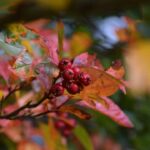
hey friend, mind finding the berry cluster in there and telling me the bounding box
[51,58,91,96]
[54,113,76,137]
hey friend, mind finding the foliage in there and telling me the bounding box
[0,0,150,150]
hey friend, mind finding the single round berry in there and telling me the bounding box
[66,82,80,94]
[51,83,64,96]
[72,67,80,79]
[63,68,74,80]
[58,58,72,70]
[62,128,72,137]
[69,118,77,128]
[54,121,65,129]
[112,59,122,70]
[78,72,91,86]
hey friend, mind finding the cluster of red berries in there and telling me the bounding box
[54,113,76,137]
[50,58,91,96]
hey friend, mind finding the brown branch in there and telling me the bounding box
[0,94,70,120]
[0,93,49,119]
[0,86,20,115]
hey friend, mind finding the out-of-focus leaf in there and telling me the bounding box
[1,120,22,143]
[70,32,92,57]
[73,52,103,69]
[0,59,17,83]
[60,105,91,120]
[57,21,64,58]
[8,24,27,39]
[125,40,150,95]
[106,65,125,80]
[21,40,34,56]
[17,140,42,150]
[39,121,68,150]
[77,97,133,128]
[25,19,50,32]
[0,39,23,56]
[73,124,94,150]
[36,30,59,65]
[25,20,70,64]
[0,90,4,99]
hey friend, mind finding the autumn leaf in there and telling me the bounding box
[73,52,103,69]
[17,140,42,150]
[106,63,125,80]
[60,105,91,120]
[125,40,150,95]
[25,19,50,33]
[77,97,133,128]
[73,124,94,150]
[79,67,124,97]
[70,32,92,57]
[40,121,68,150]
[0,58,18,84]
[0,39,23,56]
[106,61,127,94]
[8,23,27,39]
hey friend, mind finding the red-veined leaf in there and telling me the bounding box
[73,52,103,69]
[77,97,133,128]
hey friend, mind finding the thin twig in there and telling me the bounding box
[0,93,48,119]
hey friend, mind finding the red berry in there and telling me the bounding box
[72,67,80,78]
[55,121,65,129]
[58,58,72,70]
[66,82,80,94]
[69,118,77,128]
[112,59,122,70]
[51,83,64,96]
[63,68,74,80]
[78,72,91,86]
[62,129,72,137]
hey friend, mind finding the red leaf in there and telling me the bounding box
[39,30,59,65]
[0,58,17,84]
[77,97,133,128]
[25,19,50,33]
[73,52,103,69]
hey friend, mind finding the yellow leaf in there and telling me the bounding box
[21,40,34,56]
[70,32,92,57]
[39,120,68,150]
[125,40,150,95]
[8,23,27,39]
[0,90,4,100]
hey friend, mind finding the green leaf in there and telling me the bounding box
[0,39,23,56]
[73,124,94,150]
[57,21,64,58]
[39,121,68,150]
